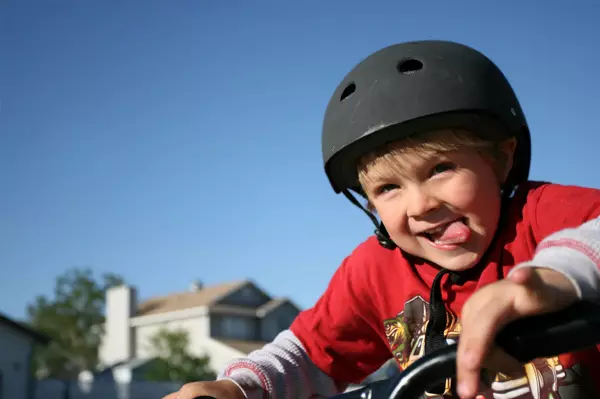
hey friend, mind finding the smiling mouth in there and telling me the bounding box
[419,217,470,244]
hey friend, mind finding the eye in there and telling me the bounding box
[430,162,456,177]
[375,183,400,195]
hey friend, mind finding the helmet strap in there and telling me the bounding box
[341,189,397,250]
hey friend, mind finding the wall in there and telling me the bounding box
[131,313,241,373]
[203,338,248,373]
[259,302,298,341]
[0,322,34,399]
[133,314,210,359]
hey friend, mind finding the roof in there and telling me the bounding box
[256,297,294,315]
[136,280,249,316]
[0,313,51,344]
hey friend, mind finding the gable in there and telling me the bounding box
[0,313,50,344]
[213,282,271,308]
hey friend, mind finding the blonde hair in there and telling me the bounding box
[357,129,509,209]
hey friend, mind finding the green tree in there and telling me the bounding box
[27,267,125,378]
[145,328,216,383]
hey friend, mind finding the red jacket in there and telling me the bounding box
[291,181,600,398]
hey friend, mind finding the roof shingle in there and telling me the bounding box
[136,280,248,316]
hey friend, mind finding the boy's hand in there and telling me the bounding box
[162,379,245,399]
[456,267,579,399]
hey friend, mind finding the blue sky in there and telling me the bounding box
[1,1,599,320]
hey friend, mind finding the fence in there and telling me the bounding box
[35,378,182,399]
[35,378,361,399]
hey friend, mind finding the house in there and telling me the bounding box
[0,312,50,399]
[98,279,301,378]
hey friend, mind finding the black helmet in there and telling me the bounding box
[321,40,531,196]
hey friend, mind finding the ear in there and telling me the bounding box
[499,137,518,183]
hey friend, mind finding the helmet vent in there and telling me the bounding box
[397,58,423,75]
[340,82,356,102]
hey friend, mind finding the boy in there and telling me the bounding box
[165,41,600,399]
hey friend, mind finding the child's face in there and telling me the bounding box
[360,140,515,271]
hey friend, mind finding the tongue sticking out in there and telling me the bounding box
[430,220,471,244]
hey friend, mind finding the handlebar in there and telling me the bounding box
[194,300,600,399]
[338,300,600,399]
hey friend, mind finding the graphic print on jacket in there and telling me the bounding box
[382,295,582,399]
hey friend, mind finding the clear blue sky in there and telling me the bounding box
[1,1,599,321]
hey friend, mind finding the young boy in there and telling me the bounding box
[164,41,600,399]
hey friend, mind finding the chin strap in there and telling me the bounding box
[341,189,397,250]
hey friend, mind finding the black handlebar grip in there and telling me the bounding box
[495,300,600,363]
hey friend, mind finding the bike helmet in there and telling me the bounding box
[321,40,531,248]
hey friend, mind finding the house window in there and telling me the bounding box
[221,317,253,340]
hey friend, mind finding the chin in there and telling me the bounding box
[399,240,484,272]
[431,252,481,272]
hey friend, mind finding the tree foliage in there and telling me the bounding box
[145,328,216,383]
[27,267,125,378]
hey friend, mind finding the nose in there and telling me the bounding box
[406,185,441,218]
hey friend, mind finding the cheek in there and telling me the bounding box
[448,173,501,215]
[374,201,408,234]
[443,176,481,209]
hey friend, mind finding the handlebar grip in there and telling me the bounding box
[495,300,600,363]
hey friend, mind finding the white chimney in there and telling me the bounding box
[189,280,203,292]
[99,285,137,367]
